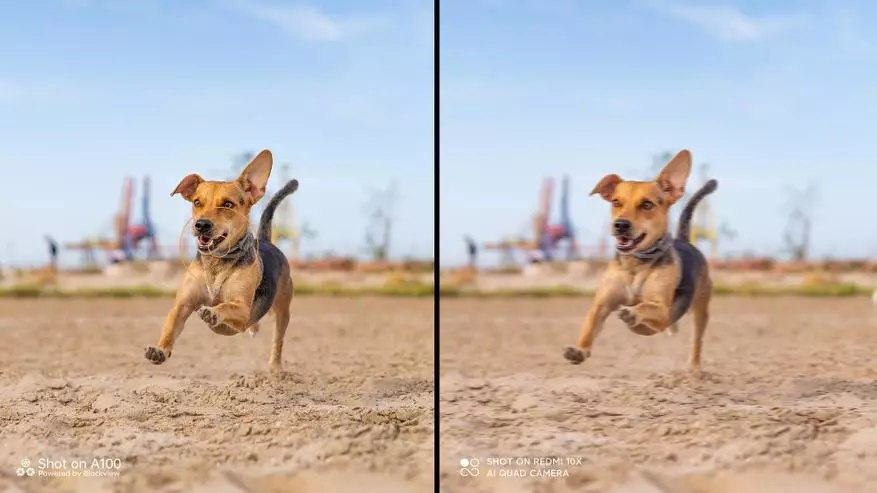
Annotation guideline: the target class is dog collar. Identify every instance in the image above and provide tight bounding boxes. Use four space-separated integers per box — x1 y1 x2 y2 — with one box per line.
627 233 673 262
198 231 257 262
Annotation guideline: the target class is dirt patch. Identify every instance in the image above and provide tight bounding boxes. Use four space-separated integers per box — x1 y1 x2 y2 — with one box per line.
0 297 434 492
439 297 877 492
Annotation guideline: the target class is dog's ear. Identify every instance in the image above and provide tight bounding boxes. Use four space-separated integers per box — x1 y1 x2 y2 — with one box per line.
656 149 692 204
171 174 204 201
237 149 273 204
590 174 623 201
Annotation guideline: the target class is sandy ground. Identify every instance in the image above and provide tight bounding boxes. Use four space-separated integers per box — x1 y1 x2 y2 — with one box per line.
0 298 434 493
439 297 877 493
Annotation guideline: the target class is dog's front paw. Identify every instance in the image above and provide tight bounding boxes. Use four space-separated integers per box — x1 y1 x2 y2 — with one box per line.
617 306 639 326
618 307 661 335
144 346 168 365
563 346 590 365
197 306 219 327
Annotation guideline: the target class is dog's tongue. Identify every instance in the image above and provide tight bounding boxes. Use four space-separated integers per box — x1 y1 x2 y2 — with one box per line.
198 235 210 245
617 237 631 247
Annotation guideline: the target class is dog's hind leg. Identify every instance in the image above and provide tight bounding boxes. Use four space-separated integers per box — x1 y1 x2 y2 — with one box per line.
268 275 293 372
688 274 712 372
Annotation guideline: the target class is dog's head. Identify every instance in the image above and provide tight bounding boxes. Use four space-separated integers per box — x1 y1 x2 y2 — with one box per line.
590 149 692 254
171 149 273 254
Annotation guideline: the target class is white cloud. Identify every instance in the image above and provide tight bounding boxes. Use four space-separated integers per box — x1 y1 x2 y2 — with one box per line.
57 0 160 14
0 79 25 104
0 78 73 106
224 0 387 41
59 0 93 7
646 1 807 42
825 6 877 61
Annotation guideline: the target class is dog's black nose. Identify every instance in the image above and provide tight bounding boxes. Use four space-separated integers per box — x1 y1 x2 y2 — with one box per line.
613 219 632 234
194 219 213 234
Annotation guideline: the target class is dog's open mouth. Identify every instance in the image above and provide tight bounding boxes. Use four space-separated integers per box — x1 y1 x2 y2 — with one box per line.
615 233 645 253
197 233 227 252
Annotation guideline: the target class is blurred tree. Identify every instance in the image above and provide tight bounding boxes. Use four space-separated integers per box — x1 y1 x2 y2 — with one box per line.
782 184 817 261
363 183 398 261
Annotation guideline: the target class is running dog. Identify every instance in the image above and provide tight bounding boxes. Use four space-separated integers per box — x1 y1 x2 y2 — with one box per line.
562 149 718 372
144 149 297 371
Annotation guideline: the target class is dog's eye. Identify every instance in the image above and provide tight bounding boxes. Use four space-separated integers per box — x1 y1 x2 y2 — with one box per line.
641 201 654 210
222 201 234 209
193 199 201 207
611 199 622 208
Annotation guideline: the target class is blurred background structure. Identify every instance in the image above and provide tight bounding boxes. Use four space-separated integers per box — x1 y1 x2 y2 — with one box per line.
0 0 434 288
440 0 877 291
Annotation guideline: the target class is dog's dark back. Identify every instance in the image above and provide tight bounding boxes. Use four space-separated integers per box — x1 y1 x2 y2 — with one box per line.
670 239 706 323
669 178 717 323
246 178 299 325
248 241 286 325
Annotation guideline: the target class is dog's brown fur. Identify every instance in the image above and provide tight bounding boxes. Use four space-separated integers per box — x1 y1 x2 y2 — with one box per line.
562 149 714 372
144 150 294 371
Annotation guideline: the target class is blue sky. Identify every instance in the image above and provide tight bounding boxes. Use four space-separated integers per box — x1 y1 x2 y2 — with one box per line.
440 0 877 267
0 0 433 268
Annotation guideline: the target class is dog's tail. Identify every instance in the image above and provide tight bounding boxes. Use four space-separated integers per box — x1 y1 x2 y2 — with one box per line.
257 179 299 242
676 179 718 242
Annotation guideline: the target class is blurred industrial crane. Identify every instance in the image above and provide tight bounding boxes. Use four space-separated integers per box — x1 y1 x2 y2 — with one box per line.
65 176 160 266
482 175 580 265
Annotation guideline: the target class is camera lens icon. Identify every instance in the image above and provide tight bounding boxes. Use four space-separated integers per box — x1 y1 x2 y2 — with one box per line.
459 457 480 477
15 459 35 478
